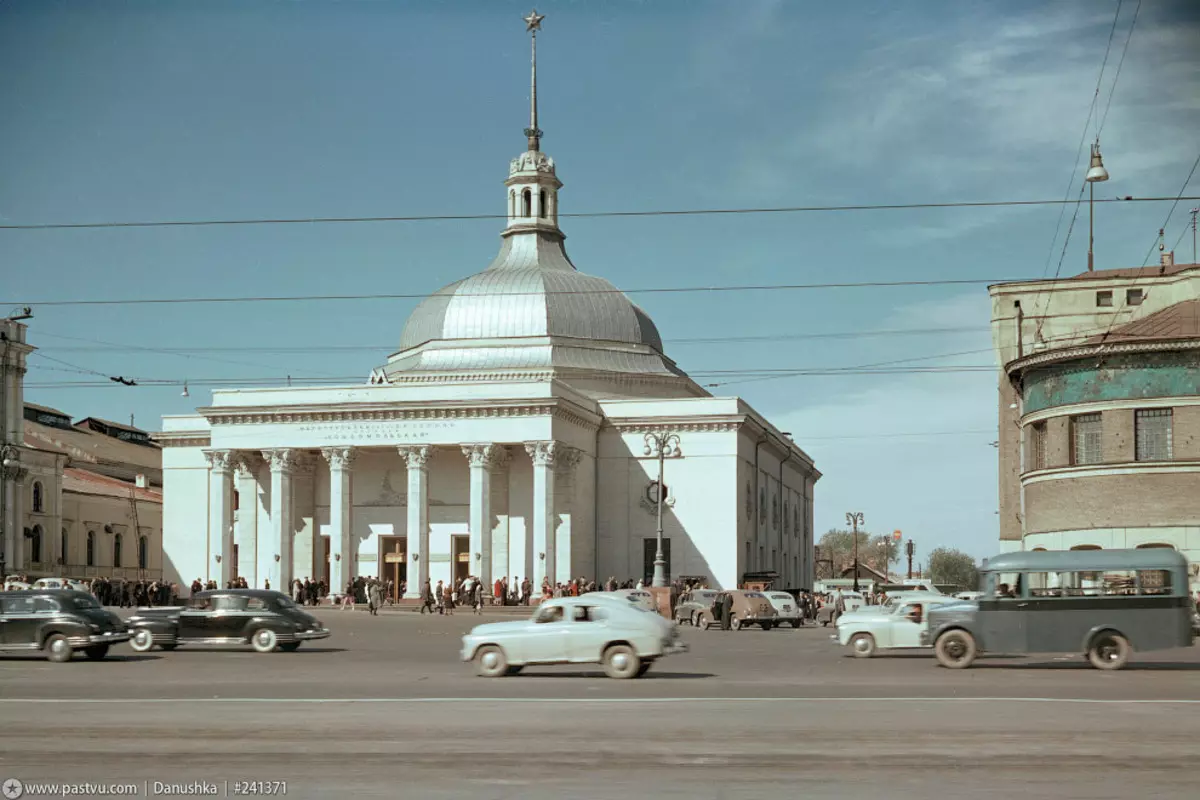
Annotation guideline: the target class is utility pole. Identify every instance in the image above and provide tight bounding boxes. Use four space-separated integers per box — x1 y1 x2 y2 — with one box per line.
846 512 864 592
1191 208 1198 264
906 539 916 580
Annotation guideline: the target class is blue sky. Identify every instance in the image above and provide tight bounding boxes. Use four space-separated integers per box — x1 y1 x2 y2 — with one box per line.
2 0 1197 561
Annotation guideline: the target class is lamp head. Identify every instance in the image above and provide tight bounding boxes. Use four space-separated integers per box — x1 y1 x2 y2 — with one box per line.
1086 142 1109 183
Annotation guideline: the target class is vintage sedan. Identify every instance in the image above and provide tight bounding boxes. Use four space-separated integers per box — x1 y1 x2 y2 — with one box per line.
695 590 776 630
461 596 688 679
764 591 803 628
0 590 130 663
673 589 721 626
833 594 962 657
127 589 329 653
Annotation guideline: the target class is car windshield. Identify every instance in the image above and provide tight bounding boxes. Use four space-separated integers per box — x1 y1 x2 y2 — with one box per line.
275 595 295 608
768 593 792 601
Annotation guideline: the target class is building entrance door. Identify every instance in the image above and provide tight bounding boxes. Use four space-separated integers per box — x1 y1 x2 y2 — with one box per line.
321 538 331 588
452 535 470 584
380 536 407 601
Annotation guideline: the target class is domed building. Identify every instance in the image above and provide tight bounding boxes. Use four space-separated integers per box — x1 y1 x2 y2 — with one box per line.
158 14 818 598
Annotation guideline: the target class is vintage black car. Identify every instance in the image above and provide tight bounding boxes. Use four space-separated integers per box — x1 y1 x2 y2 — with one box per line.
0 590 131 662
127 589 329 653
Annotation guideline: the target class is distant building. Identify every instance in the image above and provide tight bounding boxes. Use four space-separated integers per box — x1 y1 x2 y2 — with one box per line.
0 317 164 580
989 253 1200 591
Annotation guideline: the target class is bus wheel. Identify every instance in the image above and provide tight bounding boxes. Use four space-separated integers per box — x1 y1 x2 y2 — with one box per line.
934 630 977 669
1087 632 1131 671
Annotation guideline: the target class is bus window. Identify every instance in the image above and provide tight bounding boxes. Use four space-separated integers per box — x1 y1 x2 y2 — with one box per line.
1137 569 1172 595
987 573 1020 598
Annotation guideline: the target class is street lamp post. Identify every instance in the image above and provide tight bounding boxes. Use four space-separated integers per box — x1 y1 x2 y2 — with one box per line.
1085 141 1110 272
0 444 22 581
644 431 682 588
846 512 864 592
906 539 916 580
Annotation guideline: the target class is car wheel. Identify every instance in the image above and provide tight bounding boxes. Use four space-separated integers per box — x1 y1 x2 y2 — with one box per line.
250 628 278 653
474 645 508 678
1088 632 1131 671
84 644 110 661
44 634 72 663
792 620 801 629
129 628 154 653
731 617 742 631
934 630 977 669
696 613 709 630
759 621 772 631
602 644 641 679
279 642 301 652
850 633 876 658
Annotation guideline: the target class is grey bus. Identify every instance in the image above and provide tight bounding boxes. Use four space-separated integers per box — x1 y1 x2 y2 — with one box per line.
923 548 1194 670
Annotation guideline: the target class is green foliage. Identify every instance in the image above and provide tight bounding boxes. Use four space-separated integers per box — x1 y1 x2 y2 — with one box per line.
927 547 979 591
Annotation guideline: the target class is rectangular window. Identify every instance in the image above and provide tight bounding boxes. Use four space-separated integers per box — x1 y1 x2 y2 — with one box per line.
1029 422 1047 471
1096 291 1113 307
1135 409 1172 461
1071 413 1103 465
1137 569 1172 595
1126 288 1144 306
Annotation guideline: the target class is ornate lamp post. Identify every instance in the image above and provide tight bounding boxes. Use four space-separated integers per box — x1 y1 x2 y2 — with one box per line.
846 512 864 592
1085 141 1109 272
644 431 682 588
0 444 22 581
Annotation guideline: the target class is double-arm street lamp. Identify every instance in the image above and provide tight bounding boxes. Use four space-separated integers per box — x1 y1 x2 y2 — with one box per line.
846 511 864 592
644 431 682 588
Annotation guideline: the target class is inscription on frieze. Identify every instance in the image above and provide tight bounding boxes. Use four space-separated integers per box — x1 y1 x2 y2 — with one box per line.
294 421 458 442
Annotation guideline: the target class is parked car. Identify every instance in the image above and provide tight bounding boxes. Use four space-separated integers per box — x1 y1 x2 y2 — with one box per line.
2 579 31 591
127 589 329 653
673 589 722 626
764 591 803 628
833 594 963 657
695 590 776 630
0 590 130 662
32 578 75 591
815 591 866 626
461 595 687 679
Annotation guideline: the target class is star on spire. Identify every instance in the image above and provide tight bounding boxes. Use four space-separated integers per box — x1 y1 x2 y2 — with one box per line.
524 9 545 33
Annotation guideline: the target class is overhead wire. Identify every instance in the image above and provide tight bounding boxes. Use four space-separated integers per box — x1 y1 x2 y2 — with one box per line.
1139 151 1200 267
1096 0 1141 139
0 195 1193 233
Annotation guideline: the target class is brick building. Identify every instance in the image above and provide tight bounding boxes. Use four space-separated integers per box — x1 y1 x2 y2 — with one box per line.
989 253 1200 592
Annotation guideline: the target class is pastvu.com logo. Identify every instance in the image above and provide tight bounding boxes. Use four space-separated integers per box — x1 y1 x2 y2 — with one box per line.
1 778 23 800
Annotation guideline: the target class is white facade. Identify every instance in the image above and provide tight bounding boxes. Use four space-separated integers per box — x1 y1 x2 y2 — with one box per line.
157 21 819 595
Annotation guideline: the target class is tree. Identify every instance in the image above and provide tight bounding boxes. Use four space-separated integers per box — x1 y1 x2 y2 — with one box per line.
817 529 871 574
927 548 979 591
867 535 901 579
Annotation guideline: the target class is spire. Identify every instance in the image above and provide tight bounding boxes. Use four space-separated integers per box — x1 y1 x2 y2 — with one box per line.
523 9 545 151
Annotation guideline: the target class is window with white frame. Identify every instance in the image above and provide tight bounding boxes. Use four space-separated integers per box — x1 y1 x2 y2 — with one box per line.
1071 413 1103 465
1135 409 1172 461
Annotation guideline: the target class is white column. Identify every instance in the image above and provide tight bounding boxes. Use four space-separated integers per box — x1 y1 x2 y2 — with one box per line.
554 447 582 585
292 455 316 585
3 463 28 572
234 454 260 587
525 441 560 592
463 444 508 591
399 445 431 599
263 449 298 592
204 449 235 587
322 447 356 597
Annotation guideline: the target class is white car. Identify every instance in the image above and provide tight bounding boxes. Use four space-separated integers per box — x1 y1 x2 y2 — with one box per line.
588 589 658 612
461 595 687 679
953 591 983 601
763 591 803 628
833 594 963 658
32 578 71 591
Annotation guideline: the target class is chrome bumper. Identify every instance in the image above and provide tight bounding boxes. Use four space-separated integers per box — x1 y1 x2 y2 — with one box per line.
295 627 330 641
69 630 132 647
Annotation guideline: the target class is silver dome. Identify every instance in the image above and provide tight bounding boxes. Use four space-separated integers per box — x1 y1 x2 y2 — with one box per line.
398 233 664 352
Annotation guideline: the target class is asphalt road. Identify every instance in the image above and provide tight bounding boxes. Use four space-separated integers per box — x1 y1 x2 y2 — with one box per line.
1 610 1198 799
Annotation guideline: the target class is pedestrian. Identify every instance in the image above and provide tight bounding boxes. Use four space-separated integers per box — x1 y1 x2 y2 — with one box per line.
419 579 435 614
720 592 733 631
443 581 455 615
434 580 445 614
368 579 383 616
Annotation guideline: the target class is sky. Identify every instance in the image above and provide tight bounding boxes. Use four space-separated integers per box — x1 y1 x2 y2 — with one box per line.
1 0 1198 562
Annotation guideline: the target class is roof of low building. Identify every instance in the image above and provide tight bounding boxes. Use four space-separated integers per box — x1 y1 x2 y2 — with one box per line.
23 402 72 419
1086 298 1200 344
1067 261 1198 281
24 409 162 476
61 467 162 503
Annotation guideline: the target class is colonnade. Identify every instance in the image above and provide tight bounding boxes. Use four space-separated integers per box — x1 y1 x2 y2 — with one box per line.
202 440 582 597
